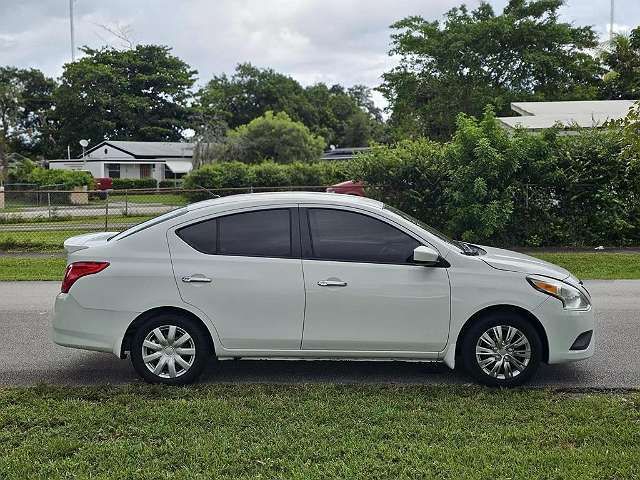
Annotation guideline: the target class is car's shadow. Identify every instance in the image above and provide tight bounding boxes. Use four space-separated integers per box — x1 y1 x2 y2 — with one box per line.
30 352 594 387
200 359 594 387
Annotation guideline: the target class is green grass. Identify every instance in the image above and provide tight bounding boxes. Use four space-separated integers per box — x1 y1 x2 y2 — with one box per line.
0 214 152 225
0 385 638 479
0 217 151 252
528 252 640 279
0 230 96 252
1 250 639 280
0 256 66 280
90 192 188 206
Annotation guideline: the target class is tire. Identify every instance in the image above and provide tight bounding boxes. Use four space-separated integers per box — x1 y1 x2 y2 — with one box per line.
130 313 212 385
461 311 542 387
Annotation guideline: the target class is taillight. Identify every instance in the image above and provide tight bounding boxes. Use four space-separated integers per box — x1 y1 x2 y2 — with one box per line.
61 261 110 293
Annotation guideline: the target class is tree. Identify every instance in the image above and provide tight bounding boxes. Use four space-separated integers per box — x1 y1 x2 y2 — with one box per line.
224 111 325 164
53 45 197 157
619 100 640 162
196 63 307 130
0 67 56 166
380 0 603 139
195 63 384 147
600 28 640 100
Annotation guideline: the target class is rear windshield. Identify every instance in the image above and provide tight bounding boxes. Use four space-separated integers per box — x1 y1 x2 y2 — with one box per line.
109 207 188 241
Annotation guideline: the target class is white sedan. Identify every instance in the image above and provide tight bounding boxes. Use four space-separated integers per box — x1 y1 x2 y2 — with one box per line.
53 192 594 386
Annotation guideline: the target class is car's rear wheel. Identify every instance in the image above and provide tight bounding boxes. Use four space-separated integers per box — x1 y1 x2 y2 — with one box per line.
461 312 542 387
130 313 211 385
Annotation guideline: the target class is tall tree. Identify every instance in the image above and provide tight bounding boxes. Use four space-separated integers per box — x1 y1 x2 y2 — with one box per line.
0 67 56 163
600 28 640 100
195 63 383 147
196 63 308 130
53 45 197 157
380 0 603 139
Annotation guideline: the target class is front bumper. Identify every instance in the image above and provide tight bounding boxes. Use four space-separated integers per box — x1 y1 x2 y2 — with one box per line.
534 297 595 364
52 293 137 356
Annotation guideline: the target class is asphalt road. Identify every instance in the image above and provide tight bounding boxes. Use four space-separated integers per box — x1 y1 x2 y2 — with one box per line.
1 280 639 388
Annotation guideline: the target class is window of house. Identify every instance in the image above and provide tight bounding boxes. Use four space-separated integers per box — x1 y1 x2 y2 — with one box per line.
107 164 120 179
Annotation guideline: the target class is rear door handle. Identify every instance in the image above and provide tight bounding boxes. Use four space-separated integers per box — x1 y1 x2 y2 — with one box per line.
318 279 347 287
182 275 212 284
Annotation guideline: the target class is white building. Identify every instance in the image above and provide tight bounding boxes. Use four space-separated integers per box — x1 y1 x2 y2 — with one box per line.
48 141 195 181
497 100 636 133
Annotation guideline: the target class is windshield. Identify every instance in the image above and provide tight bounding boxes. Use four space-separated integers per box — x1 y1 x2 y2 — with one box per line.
383 204 467 252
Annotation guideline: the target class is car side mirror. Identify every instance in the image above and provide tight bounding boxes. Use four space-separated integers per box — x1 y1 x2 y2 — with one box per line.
413 245 440 264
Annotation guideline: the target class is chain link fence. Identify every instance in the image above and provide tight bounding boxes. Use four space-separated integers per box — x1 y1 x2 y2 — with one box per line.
1 183 636 253
0 185 329 253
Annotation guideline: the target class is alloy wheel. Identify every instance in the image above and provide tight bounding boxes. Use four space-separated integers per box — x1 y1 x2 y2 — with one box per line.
475 325 531 380
141 325 196 378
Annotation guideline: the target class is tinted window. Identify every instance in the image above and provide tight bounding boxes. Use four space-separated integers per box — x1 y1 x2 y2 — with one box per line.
177 218 217 254
219 209 291 257
177 209 292 257
307 209 420 263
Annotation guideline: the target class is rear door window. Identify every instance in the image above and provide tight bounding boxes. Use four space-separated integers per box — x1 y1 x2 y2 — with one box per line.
177 209 293 258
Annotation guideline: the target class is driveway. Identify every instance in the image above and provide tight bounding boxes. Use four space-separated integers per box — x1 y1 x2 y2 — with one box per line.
1 280 638 387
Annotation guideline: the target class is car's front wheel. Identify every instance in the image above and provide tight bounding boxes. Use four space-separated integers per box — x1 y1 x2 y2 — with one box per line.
130 313 211 385
461 312 542 387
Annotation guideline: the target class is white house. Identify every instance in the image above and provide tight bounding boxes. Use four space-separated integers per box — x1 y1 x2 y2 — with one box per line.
48 141 195 181
497 100 635 133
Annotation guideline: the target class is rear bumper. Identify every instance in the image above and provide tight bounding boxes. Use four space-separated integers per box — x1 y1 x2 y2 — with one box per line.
52 293 137 356
534 298 595 364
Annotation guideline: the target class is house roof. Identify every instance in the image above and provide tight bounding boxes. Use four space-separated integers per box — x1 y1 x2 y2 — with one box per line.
85 141 195 158
497 100 635 131
321 147 370 161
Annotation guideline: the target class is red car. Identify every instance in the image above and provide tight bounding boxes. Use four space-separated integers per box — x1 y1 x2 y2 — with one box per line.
94 177 113 190
326 180 365 196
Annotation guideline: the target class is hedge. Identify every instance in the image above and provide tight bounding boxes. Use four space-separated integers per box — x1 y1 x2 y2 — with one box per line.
350 109 640 247
183 161 350 201
26 168 93 189
111 178 158 189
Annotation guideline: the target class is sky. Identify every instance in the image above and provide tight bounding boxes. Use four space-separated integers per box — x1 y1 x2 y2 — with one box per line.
1 0 639 108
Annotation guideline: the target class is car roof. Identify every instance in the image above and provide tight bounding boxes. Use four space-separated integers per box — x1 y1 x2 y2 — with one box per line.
187 192 384 212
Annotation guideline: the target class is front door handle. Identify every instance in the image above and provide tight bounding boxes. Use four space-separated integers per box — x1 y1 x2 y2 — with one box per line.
318 279 347 287
182 275 212 284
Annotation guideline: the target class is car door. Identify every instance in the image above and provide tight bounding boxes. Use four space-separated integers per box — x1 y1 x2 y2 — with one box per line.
300 207 450 353
168 206 305 351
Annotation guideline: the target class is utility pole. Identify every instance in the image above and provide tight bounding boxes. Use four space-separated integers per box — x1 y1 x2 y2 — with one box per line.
69 0 76 61
610 0 615 41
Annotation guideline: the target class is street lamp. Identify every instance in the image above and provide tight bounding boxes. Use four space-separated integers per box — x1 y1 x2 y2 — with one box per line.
69 0 76 62
79 139 89 170
610 0 615 41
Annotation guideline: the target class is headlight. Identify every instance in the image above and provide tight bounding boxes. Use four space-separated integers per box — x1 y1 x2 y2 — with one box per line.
527 275 591 310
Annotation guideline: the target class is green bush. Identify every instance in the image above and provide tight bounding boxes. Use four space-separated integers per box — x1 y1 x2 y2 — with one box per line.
352 110 636 247
26 168 93 189
348 139 449 227
183 160 350 201
443 108 519 242
159 179 183 188
111 178 158 189
199 111 326 164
